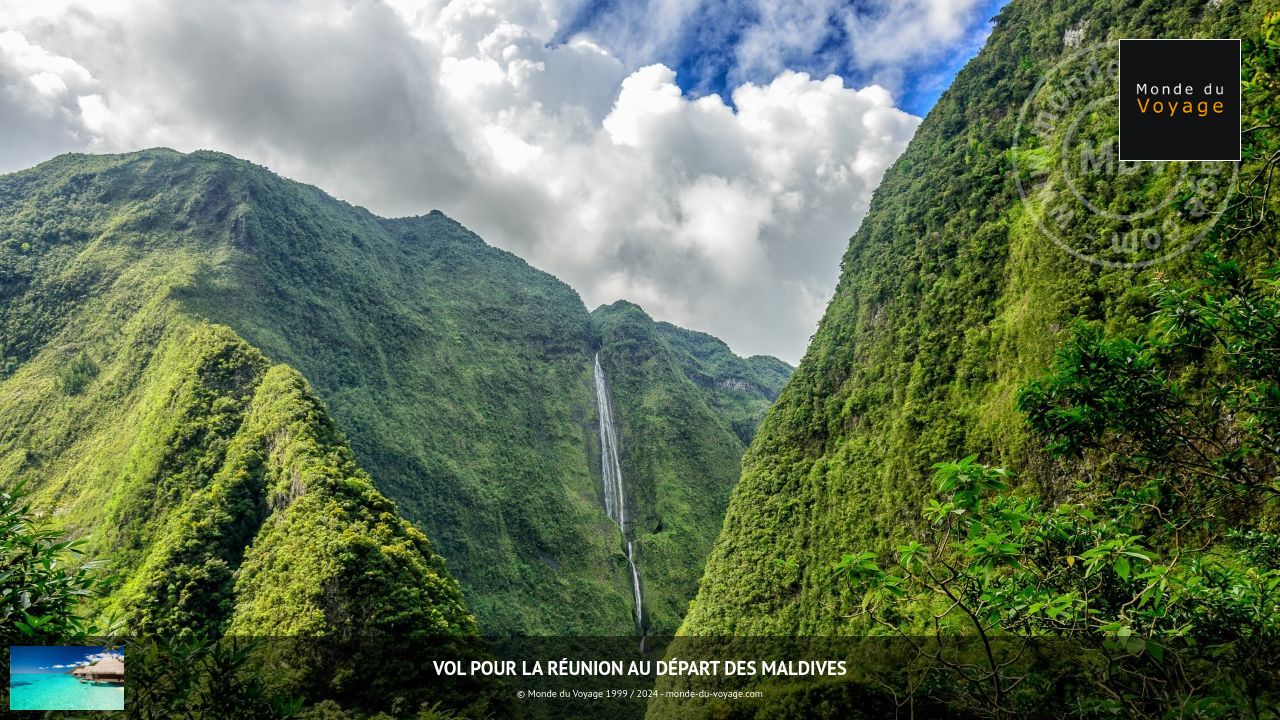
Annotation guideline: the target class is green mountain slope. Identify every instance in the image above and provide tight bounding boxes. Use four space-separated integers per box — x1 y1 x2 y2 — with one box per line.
0 301 474 637
0 149 788 635
655 321 793 447
592 302 788 634
682 0 1280 635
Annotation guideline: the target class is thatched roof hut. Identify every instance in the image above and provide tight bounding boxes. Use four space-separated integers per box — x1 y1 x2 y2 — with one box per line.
85 656 124 684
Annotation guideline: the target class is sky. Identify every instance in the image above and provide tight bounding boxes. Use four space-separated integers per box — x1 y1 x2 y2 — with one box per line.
9 646 122 674
0 0 1004 364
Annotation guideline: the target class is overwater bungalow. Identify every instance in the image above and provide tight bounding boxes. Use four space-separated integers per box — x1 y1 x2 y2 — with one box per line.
83 657 124 686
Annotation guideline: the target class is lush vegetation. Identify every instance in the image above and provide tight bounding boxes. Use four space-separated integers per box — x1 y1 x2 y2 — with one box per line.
592 302 788 634
0 145 787 716
0 494 487 717
0 482 119 643
0 310 477 643
103 332 477 639
669 2 1280 717
653 319 791 446
828 239 1280 716
0 146 785 637
683 0 1280 637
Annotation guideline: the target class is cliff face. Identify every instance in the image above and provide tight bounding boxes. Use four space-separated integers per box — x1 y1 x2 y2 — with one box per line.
0 149 788 635
681 0 1278 635
591 301 789 634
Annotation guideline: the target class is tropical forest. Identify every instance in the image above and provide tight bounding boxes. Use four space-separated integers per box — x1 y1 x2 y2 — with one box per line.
2 0 1279 718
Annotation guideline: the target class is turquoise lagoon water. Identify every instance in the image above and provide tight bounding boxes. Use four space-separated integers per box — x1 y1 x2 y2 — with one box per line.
9 673 124 711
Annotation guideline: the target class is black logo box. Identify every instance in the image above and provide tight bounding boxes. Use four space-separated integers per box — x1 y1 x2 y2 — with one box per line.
1119 38 1240 162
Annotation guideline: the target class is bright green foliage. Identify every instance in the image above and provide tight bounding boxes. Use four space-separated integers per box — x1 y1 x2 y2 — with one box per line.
100 335 475 638
683 0 1280 636
128 636 305 720
592 302 788 634
1 314 478 713
0 162 479 638
1020 272 1280 507
0 148 785 635
104 325 273 635
57 351 99 395
839 457 1279 717
702 12 1280 711
60 323 476 639
0 482 119 643
229 366 476 637
820 245 1280 717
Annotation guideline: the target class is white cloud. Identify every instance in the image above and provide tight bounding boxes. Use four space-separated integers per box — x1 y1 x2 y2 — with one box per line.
0 27 99 168
558 0 995 102
837 0 994 93
525 66 917 359
728 0 991 83
83 652 122 662
840 0 990 67
0 0 923 363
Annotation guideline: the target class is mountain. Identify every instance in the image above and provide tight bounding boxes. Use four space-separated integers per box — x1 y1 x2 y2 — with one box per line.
681 0 1279 636
654 320 793 448
0 149 789 636
592 301 790 634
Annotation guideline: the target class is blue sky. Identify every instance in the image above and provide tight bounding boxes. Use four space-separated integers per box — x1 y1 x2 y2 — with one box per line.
555 0 1009 116
0 0 1008 363
10 646 121 675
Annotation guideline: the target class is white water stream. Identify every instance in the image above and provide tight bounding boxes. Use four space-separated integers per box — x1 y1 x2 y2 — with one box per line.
593 353 646 639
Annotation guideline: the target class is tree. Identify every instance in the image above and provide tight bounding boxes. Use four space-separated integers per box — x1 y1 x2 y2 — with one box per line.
0 481 119 643
834 18 1280 717
834 257 1280 717
836 451 1279 718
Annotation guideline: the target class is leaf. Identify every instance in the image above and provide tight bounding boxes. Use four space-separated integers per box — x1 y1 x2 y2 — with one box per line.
1145 641 1164 663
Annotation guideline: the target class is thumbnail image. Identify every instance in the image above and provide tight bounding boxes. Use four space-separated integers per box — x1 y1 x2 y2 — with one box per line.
9 646 125 711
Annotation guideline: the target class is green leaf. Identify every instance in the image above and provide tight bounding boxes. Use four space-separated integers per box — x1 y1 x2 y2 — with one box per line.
1145 641 1164 663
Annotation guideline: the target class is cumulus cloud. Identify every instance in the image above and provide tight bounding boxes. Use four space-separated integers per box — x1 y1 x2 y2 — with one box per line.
0 0 923 363
0 27 99 169
84 652 122 662
836 0 996 93
509 66 917 358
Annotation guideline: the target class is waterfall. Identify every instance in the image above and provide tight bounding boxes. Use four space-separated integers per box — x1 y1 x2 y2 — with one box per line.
593 353 646 639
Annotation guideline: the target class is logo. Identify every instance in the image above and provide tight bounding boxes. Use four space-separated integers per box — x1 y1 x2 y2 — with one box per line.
1119 39 1241 161
1013 42 1238 268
